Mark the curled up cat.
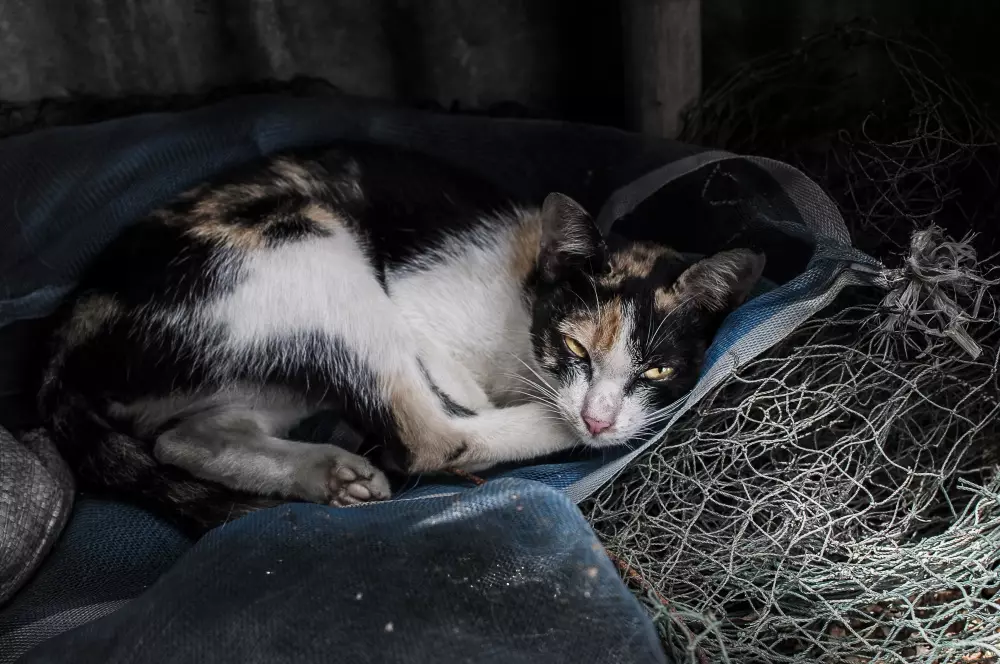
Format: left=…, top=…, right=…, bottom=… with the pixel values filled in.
left=38, top=142, right=765, bottom=534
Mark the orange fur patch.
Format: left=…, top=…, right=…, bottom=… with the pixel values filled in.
left=508, top=210, right=543, bottom=283
left=64, top=294, right=122, bottom=347
left=653, top=287, right=679, bottom=311
left=593, top=297, right=624, bottom=355
left=560, top=297, right=626, bottom=358
left=180, top=184, right=270, bottom=250
left=301, top=202, right=342, bottom=232
left=185, top=219, right=267, bottom=251
left=387, top=374, right=472, bottom=472
left=271, top=158, right=323, bottom=195
left=601, top=242, right=682, bottom=287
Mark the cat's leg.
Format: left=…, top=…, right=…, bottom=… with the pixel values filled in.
left=154, top=405, right=391, bottom=506
left=405, top=402, right=581, bottom=473
left=415, top=335, right=493, bottom=413
left=380, top=326, right=579, bottom=472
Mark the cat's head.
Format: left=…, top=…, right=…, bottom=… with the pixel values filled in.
left=529, top=193, right=765, bottom=447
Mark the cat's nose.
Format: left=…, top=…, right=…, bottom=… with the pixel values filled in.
left=582, top=413, right=614, bottom=435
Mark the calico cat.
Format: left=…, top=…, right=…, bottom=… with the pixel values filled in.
left=38, top=142, right=765, bottom=533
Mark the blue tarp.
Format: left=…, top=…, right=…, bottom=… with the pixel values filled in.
left=10, top=480, right=667, bottom=664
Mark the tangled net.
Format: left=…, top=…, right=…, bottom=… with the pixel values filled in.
left=584, top=227, right=1000, bottom=663
left=584, top=26, right=1000, bottom=663
left=680, top=23, right=1000, bottom=261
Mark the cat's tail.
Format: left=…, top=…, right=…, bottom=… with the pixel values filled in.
left=39, top=392, right=282, bottom=536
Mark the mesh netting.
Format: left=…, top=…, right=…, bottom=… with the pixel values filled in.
left=581, top=25, right=1000, bottom=663
left=584, top=227, right=1000, bottom=662
left=583, top=227, right=1000, bottom=663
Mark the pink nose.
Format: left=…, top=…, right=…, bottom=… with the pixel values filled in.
left=582, top=414, right=614, bottom=435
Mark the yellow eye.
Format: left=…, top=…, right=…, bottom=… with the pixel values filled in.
left=643, top=366, right=674, bottom=381
left=564, top=336, right=589, bottom=359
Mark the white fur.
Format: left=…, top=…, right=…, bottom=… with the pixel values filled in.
left=109, top=385, right=308, bottom=436
left=210, top=233, right=406, bottom=373
left=450, top=402, right=578, bottom=472
left=386, top=220, right=542, bottom=405
left=386, top=222, right=660, bottom=459
left=153, top=403, right=390, bottom=504
left=380, top=218, right=596, bottom=468
left=186, top=219, right=581, bottom=471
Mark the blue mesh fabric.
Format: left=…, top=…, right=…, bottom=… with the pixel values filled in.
left=18, top=480, right=668, bottom=664
left=0, top=500, right=191, bottom=663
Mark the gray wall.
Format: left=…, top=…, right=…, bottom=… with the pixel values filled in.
left=0, top=1, right=994, bottom=127
left=0, top=0, right=624, bottom=125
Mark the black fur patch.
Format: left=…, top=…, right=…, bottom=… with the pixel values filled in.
left=313, top=143, right=515, bottom=269
left=82, top=219, right=237, bottom=307
left=417, top=359, right=476, bottom=418
left=444, top=441, right=469, bottom=464
left=226, top=192, right=327, bottom=245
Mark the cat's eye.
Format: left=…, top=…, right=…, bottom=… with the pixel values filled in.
left=643, top=366, right=674, bottom=381
left=564, top=336, right=589, bottom=359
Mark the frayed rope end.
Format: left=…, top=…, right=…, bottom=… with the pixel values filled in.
left=876, top=225, right=998, bottom=359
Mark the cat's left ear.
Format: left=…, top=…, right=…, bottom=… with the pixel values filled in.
left=538, top=193, right=604, bottom=277
left=674, top=249, right=766, bottom=313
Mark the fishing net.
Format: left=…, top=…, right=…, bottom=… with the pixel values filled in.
left=583, top=26, right=1000, bottom=664
left=585, top=227, right=1000, bottom=663
left=680, top=23, right=1000, bottom=260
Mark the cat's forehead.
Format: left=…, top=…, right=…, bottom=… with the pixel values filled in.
left=598, top=241, right=692, bottom=314
left=599, top=241, right=687, bottom=291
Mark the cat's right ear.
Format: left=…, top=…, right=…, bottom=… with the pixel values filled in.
left=538, top=193, right=604, bottom=278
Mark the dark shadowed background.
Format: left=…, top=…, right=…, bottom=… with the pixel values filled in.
left=2, top=1, right=999, bottom=130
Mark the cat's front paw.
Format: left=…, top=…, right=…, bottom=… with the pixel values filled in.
left=404, top=439, right=474, bottom=474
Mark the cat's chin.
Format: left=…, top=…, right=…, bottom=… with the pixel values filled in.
left=578, top=430, right=635, bottom=449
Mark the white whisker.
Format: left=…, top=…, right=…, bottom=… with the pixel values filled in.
left=647, top=293, right=697, bottom=350
left=503, top=372, right=559, bottom=402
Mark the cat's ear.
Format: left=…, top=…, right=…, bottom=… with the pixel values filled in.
left=538, top=193, right=604, bottom=277
left=674, top=249, right=766, bottom=313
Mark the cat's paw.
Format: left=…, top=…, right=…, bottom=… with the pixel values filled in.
left=327, top=460, right=392, bottom=507
left=404, top=439, right=473, bottom=474
left=295, top=446, right=391, bottom=506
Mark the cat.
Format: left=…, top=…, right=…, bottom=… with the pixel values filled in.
left=37, top=141, right=765, bottom=534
